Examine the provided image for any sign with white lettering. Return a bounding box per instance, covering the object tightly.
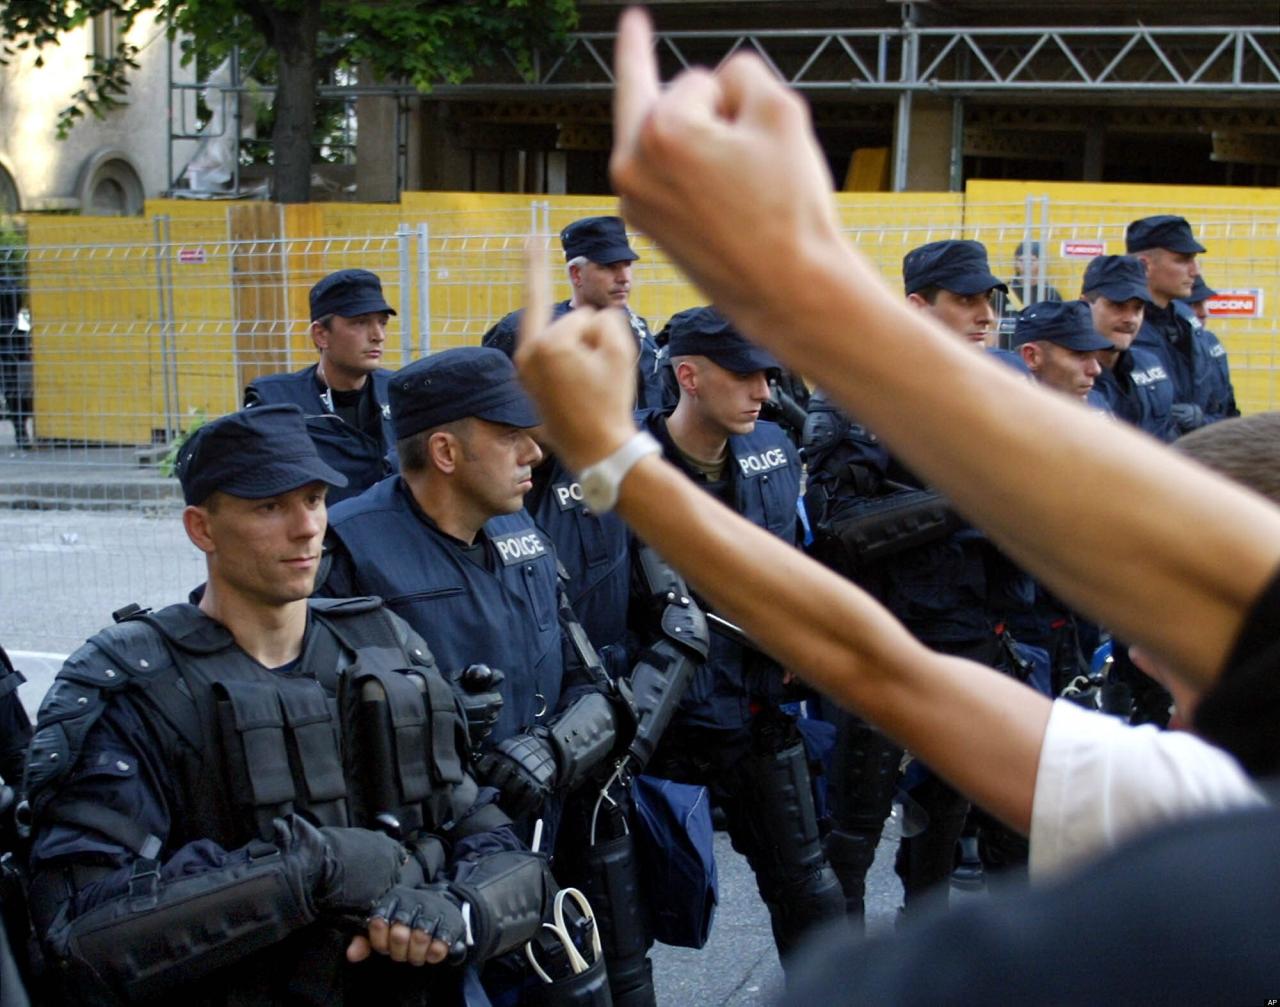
[1205,289,1263,318]
[1061,241,1106,259]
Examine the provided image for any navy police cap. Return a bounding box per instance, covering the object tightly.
[1013,300,1113,352]
[903,240,1007,297]
[309,269,397,322]
[665,306,779,374]
[560,216,639,264]
[388,346,540,441]
[1081,255,1151,304]
[1125,215,1206,255]
[176,404,348,506]
[1179,275,1218,304]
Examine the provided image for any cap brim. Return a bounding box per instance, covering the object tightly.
[1054,333,1116,351]
[941,272,1008,296]
[587,243,640,264]
[1129,237,1206,255]
[1090,282,1151,304]
[217,456,349,499]
[315,296,397,321]
[704,346,780,374]
[474,390,541,429]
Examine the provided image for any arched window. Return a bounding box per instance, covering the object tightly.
[78,151,144,216]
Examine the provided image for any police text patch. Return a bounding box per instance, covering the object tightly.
[493,529,550,566]
[737,447,790,478]
[552,481,586,512]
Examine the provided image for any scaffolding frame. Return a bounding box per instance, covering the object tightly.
[168,22,1280,198]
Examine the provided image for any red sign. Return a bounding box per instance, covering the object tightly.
[177,248,207,264]
[1205,289,1263,318]
[1061,240,1106,259]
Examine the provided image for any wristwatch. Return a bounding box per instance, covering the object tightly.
[578,430,662,514]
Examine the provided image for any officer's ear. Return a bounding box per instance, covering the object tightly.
[183,503,217,555]
[1017,342,1040,371]
[427,429,460,474]
[673,356,699,395]
[310,319,330,353]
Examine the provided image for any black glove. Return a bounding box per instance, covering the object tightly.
[451,664,506,748]
[368,883,469,962]
[473,730,558,819]
[274,814,406,916]
[1171,402,1206,432]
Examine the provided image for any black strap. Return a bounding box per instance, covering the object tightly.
[558,584,611,690]
[48,800,163,859]
[379,670,432,802]
[419,671,464,786]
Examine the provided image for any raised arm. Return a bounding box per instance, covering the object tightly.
[515,248,1049,834]
[605,8,1280,687]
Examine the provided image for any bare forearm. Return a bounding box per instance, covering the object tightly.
[616,454,1047,832]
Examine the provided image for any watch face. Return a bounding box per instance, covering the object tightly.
[580,469,614,510]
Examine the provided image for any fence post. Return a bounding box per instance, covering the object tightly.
[152,214,179,444]
[1038,195,1051,297]
[396,224,413,366]
[1020,196,1035,307]
[417,222,431,357]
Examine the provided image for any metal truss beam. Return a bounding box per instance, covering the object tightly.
[428,25,1280,97]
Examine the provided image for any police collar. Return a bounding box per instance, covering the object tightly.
[396,477,493,569]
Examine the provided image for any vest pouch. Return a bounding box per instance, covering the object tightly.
[341,666,444,837]
[277,679,349,827]
[213,681,296,843]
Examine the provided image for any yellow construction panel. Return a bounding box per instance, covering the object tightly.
[22,181,1280,444]
[28,216,161,442]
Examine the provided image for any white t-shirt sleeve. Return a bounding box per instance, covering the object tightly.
[1029,699,1266,882]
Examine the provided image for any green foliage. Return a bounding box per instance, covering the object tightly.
[2,0,578,152]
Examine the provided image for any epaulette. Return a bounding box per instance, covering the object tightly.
[307,595,384,616]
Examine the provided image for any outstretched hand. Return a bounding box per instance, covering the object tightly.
[609,7,843,324]
[514,239,638,473]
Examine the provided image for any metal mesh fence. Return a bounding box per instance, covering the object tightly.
[2,192,1278,655]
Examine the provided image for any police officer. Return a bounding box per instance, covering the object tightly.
[628,305,842,970]
[320,348,613,767]
[484,216,666,411]
[320,348,690,1005]
[1013,300,1113,402]
[1176,274,1239,424]
[245,268,399,501]
[1083,254,1177,440]
[1126,214,1236,435]
[803,239,1033,923]
[22,404,557,1006]
[1008,302,1108,690]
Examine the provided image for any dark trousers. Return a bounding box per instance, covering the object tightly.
[649,709,844,967]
